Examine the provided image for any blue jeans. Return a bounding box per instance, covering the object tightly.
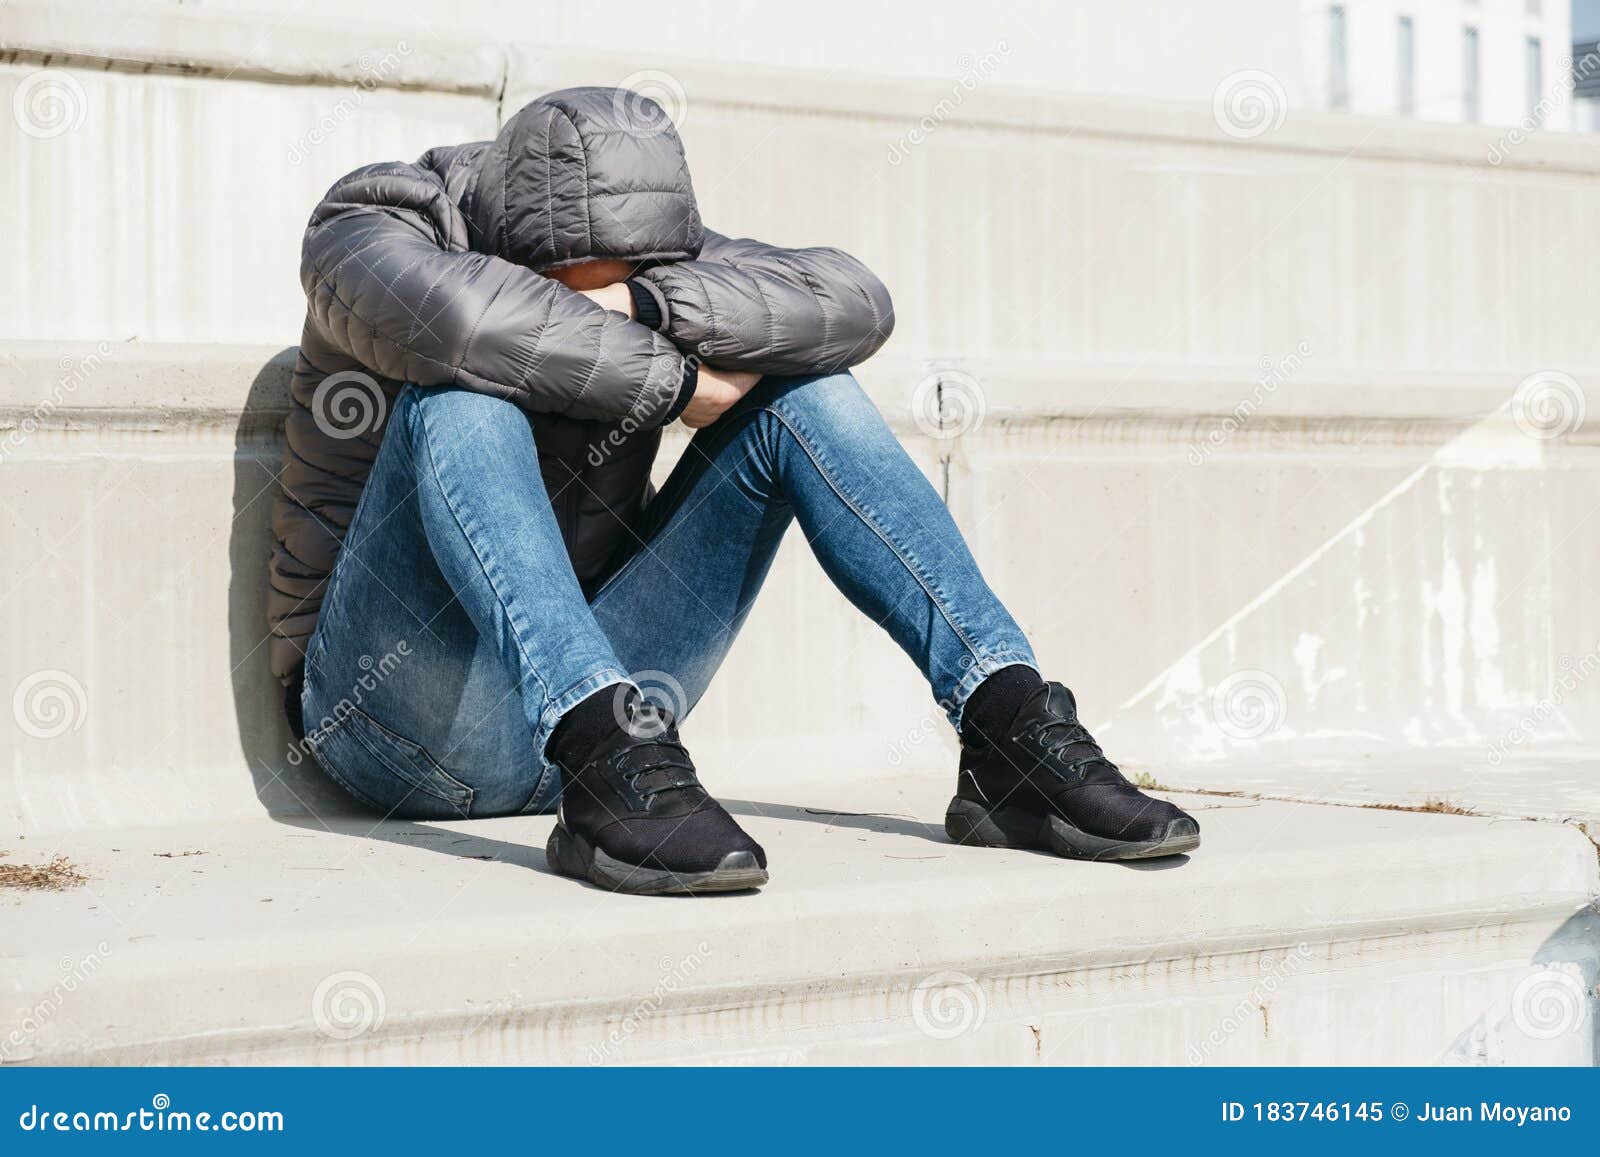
[301,372,1036,819]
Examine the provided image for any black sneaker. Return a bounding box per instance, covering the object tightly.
[546,695,767,895]
[948,682,1199,861]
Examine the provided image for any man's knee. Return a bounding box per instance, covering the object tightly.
[400,385,536,460]
[403,383,523,423]
[758,371,874,423]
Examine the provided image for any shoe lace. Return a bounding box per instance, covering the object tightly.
[1032,718,1116,779]
[616,740,696,800]
[612,701,699,804]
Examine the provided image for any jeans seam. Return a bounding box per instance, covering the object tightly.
[411,394,553,710]
[762,404,990,667]
[520,757,562,814]
[585,407,761,608]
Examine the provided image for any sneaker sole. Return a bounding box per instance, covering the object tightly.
[944,796,1200,862]
[546,822,768,895]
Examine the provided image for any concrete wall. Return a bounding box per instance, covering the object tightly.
[0,5,501,343]
[3,3,1599,835]
[188,0,1309,109]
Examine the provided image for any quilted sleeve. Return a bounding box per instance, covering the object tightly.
[302,162,691,426]
[631,229,895,375]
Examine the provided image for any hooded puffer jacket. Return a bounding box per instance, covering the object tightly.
[269,87,895,687]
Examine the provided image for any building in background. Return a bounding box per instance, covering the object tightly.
[1572,0,1600,127]
[1575,39,1600,127]
[1301,0,1574,128]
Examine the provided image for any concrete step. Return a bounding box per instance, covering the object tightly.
[4,777,1595,1065]
[1159,754,1600,832]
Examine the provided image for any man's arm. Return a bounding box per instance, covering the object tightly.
[627,230,895,375]
[576,280,759,428]
[302,162,694,428]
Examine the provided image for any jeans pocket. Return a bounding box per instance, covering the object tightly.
[308,703,475,820]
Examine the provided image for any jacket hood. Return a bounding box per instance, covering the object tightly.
[463,86,703,271]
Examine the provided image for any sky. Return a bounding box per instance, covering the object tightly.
[1575,0,1600,41]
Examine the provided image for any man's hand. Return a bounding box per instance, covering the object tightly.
[577,282,635,319]
[564,272,757,427]
[680,364,760,429]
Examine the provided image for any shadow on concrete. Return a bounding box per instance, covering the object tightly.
[1443,894,1600,1064]
[227,349,361,825]
[724,798,1192,870]
[1534,901,1600,1064]
[725,799,944,842]
[272,813,550,872]
[267,814,762,898]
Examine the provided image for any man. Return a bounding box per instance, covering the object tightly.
[269,87,1198,895]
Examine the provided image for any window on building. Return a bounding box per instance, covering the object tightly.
[1398,16,1416,115]
[1527,36,1544,121]
[1463,26,1481,122]
[1330,6,1349,109]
